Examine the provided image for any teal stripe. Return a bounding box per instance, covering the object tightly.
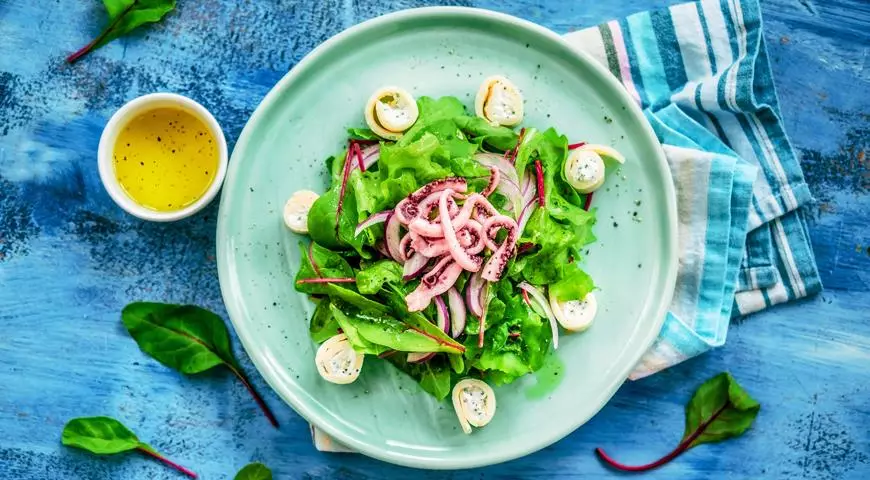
[626,12,670,110]
[720,161,757,322]
[650,8,689,93]
[695,158,734,337]
[598,24,622,79]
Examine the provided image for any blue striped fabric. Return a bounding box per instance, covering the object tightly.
[312,0,823,450]
[564,0,821,379]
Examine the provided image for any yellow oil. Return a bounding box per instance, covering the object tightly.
[113,107,218,212]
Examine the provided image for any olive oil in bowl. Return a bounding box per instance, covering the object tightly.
[113,108,218,212]
[98,93,228,221]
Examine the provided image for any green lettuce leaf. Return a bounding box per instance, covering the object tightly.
[454,115,518,151]
[347,127,381,141]
[356,260,403,295]
[549,264,595,302]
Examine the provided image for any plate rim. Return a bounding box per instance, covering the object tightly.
[217,6,678,469]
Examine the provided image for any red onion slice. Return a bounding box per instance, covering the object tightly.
[447,287,467,338]
[375,241,390,258]
[407,352,435,363]
[465,271,485,317]
[384,211,403,261]
[360,144,380,170]
[518,282,559,350]
[517,197,538,237]
[434,295,450,334]
[354,210,391,237]
[474,152,520,187]
[439,190,482,272]
[402,253,429,280]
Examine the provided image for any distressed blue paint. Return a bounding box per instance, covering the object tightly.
[1,0,868,478]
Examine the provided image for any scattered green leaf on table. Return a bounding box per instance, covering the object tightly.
[121,302,279,428]
[595,372,760,472]
[67,0,177,64]
[234,462,272,480]
[62,416,197,478]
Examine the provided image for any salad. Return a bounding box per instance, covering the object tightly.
[285,76,625,434]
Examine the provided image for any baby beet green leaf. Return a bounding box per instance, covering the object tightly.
[596,372,760,472]
[234,462,273,480]
[67,0,177,64]
[62,417,197,478]
[122,302,279,428]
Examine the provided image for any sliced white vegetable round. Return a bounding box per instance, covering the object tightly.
[283,190,319,233]
[564,149,606,194]
[315,334,364,384]
[579,143,626,164]
[475,75,524,127]
[452,378,497,434]
[548,291,598,332]
[364,87,419,140]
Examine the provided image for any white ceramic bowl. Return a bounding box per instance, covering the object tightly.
[98,93,228,222]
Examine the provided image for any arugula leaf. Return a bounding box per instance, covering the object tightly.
[62,417,141,454]
[355,260,403,294]
[596,373,760,472]
[386,354,453,400]
[67,0,176,64]
[310,299,340,343]
[62,416,197,478]
[294,242,354,295]
[329,302,464,354]
[234,462,273,480]
[324,284,390,314]
[121,302,279,427]
[683,372,761,447]
[330,303,388,355]
[306,187,372,257]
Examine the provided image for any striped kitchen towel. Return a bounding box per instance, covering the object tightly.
[564,0,821,380]
[312,0,822,450]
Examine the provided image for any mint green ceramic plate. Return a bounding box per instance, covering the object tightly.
[217,7,677,469]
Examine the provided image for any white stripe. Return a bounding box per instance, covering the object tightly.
[672,2,713,81]
[734,289,765,315]
[663,145,713,328]
[711,112,777,217]
[746,113,799,209]
[701,0,734,73]
[725,0,746,113]
[563,29,608,69]
[725,0,799,216]
[771,218,806,297]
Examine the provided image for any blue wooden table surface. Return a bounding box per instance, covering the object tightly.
[1,0,868,478]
